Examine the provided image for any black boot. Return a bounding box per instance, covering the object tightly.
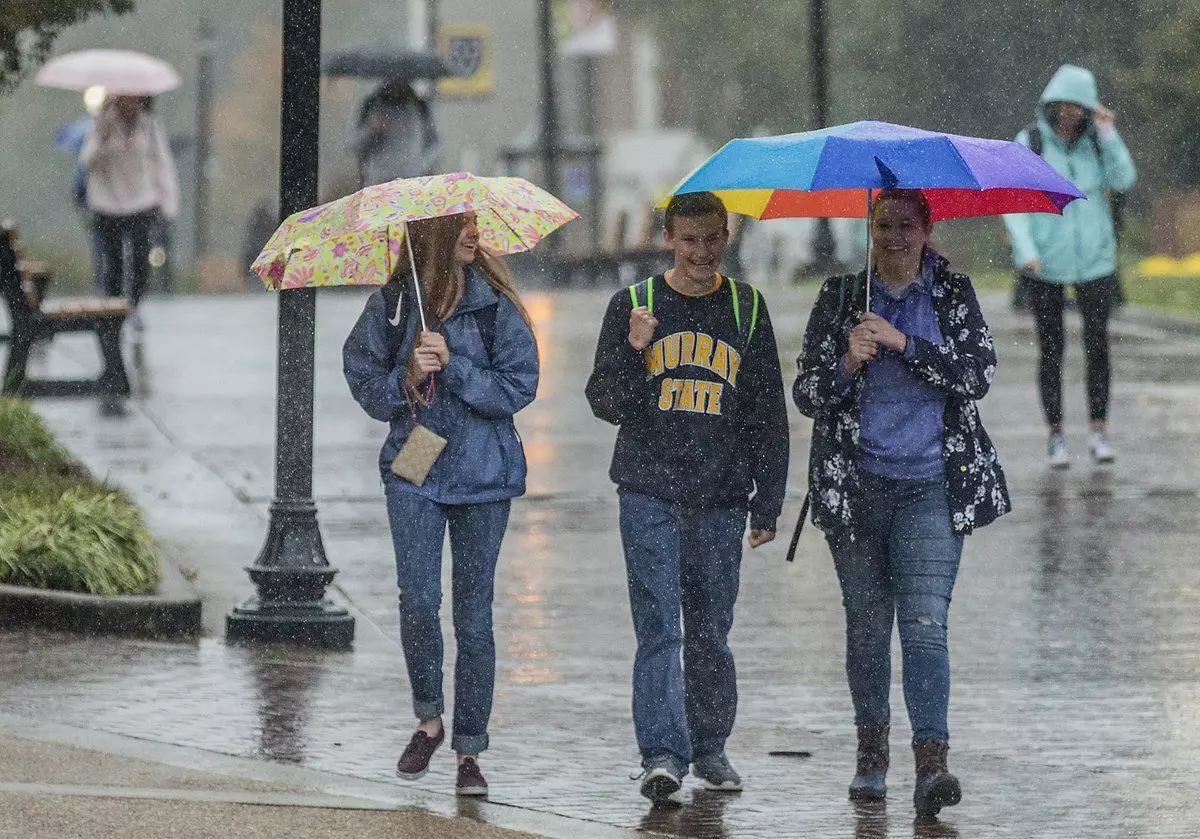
[849,724,889,800]
[912,739,961,818]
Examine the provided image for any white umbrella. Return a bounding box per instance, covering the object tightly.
[35,49,180,96]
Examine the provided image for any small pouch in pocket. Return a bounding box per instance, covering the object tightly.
[390,424,447,487]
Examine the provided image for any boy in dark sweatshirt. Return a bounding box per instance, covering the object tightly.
[586,191,789,802]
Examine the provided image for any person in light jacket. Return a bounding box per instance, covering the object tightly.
[1003,64,1136,468]
[81,95,179,319]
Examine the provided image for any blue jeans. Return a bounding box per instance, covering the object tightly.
[826,474,963,743]
[385,485,510,756]
[618,489,746,777]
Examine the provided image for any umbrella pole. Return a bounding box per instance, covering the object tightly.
[403,220,429,332]
[864,189,874,312]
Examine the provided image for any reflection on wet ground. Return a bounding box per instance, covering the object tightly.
[9,291,1200,837]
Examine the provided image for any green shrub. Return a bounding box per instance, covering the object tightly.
[0,399,159,596]
[0,483,159,595]
[0,397,72,475]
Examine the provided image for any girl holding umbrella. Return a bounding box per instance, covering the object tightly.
[342,210,539,797]
[794,188,1010,818]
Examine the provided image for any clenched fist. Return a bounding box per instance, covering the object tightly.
[628,306,659,351]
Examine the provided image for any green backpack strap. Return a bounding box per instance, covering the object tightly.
[628,276,655,312]
[631,275,758,346]
[726,277,760,347]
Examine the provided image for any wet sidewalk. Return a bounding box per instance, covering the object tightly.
[7,286,1200,837]
[0,713,549,839]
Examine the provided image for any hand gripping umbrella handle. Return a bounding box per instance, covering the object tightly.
[784,492,811,563]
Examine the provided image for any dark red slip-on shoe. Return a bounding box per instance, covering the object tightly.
[455,757,488,797]
[396,727,444,780]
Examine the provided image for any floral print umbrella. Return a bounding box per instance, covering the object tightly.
[252,172,578,291]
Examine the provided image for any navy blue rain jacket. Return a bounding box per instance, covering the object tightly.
[343,268,539,504]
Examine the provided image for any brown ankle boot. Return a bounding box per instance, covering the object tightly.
[912,739,961,818]
[849,724,889,800]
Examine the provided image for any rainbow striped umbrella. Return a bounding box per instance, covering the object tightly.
[667,120,1084,221]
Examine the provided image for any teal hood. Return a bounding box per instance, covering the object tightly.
[1039,64,1099,110]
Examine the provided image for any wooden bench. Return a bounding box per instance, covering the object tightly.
[1,222,130,397]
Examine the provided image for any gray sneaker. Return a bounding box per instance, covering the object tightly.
[635,762,682,803]
[692,752,743,791]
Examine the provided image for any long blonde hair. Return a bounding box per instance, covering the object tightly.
[396,213,532,330]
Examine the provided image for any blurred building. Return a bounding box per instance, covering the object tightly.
[431,0,710,270]
[0,0,728,289]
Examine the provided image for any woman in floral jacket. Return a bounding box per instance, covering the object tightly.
[794,189,1009,819]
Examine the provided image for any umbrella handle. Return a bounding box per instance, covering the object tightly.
[864,189,873,313]
[784,493,811,563]
[403,220,429,333]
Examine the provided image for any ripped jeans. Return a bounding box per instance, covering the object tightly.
[826,473,963,743]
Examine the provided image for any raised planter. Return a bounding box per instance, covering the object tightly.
[0,553,201,639]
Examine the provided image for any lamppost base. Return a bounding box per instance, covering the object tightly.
[226,597,354,649]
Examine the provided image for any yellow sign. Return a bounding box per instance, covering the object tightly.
[439,24,492,97]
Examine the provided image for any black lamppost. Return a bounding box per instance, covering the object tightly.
[807,0,839,275]
[226,0,354,649]
[537,0,561,208]
[193,16,214,260]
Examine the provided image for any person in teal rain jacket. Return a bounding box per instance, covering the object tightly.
[1003,64,1136,468]
[343,211,539,798]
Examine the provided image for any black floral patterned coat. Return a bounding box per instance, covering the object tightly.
[793,254,1011,538]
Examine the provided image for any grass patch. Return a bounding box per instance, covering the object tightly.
[0,398,159,595]
[0,397,72,475]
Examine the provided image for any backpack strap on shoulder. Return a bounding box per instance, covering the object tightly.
[475,304,498,362]
[628,276,655,312]
[748,283,760,343]
[1027,122,1043,157]
[726,277,761,347]
[838,273,864,319]
[728,277,742,333]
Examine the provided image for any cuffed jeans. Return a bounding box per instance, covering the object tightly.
[385,484,510,756]
[826,474,963,743]
[618,489,746,777]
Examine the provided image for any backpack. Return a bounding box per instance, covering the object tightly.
[379,276,497,371]
[1025,122,1126,239]
[627,274,761,350]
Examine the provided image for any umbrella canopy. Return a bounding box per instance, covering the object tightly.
[323,47,454,80]
[668,120,1085,222]
[252,172,578,291]
[35,49,181,96]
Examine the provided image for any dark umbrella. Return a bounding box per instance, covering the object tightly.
[322,46,454,80]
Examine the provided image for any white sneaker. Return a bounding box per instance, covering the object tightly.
[1088,429,1115,464]
[1047,432,1070,469]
